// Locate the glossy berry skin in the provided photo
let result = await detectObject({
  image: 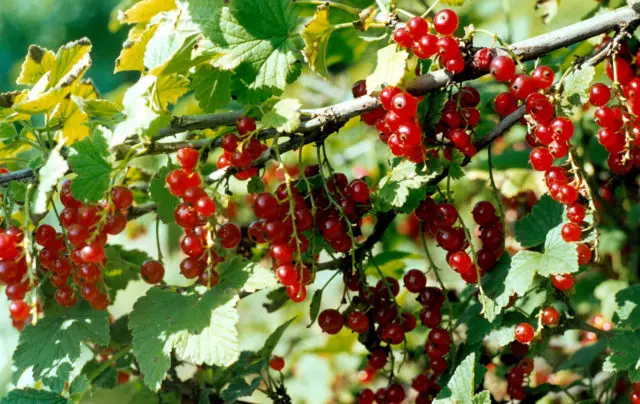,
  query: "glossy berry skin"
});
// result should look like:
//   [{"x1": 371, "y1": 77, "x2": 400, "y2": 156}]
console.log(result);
[
  {"x1": 577, "y1": 243, "x2": 592, "y2": 265},
  {"x1": 390, "y1": 93, "x2": 418, "y2": 119},
  {"x1": 541, "y1": 307, "x2": 560, "y2": 326},
  {"x1": 448, "y1": 250, "x2": 473, "y2": 272},
  {"x1": 490, "y1": 56, "x2": 516, "y2": 82},
  {"x1": 352, "y1": 80, "x2": 367, "y2": 98},
  {"x1": 111, "y1": 186, "x2": 134, "y2": 210},
  {"x1": 269, "y1": 356, "x2": 285, "y2": 371},
  {"x1": 510, "y1": 74, "x2": 538, "y2": 100},
  {"x1": 433, "y1": 9, "x2": 458, "y2": 35},
  {"x1": 236, "y1": 116, "x2": 256, "y2": 135},
  {"x1": 561, "y1": 222, "x2": 582, "y2": 242},
  {"x1": 551, "y1": 273, "x2": 574, "y2": 291},
  {"x1": 550, "y1": 117, "x2": 575, "y2": 142},
  {"x1": 393, "y1": 27, "x2": 413, "y2": 49},
  {"x1": 514, "y1": 322, "x2": 535, "y2": 343},
  {"x1": 177, "y1": 147, "x2": 199, "y2": 171},
  {"x1": 217, "y1": 223, "x2": 242, "y2": 249},
  {"x1": 347, "y1": 180, "x2": 370, "y2": 204},
  {"x1": 141, "y1": 260, "x2": 165, "y2": 284},
  {"x1": 368, "y1": 349, "x2": 387, "y2": 370},
  {"x1": 346, "y1": 311, "x2": 370, "y2": 333},
  {"x1": 318, "y1": 309, "x2": 344, "y2": 334},
  {"x1": 494, "y1": 92, "x2": 519, "y2": 117},
  {"x1": 358, "y1": 389, "x2": 374, "y2": 404},
  {"x1": 385, "y1": 383, "x2": 405, "y2": 404},
  {"x1": 403, "y1": 269, "x2": 426, "y2": 293},
  {"x1": 379, "y1": 86, "x2": 402, "y2": 111},
  {"x1": 9, "y1": 300, "x2": 30, "y2": 321},
  {"x1": 529, "y1": 147, "x2": 554, "y2": 171},
  {"x1": 532, "y1": 65, "x2": 555, "y2": 89},
  {"x1": 406, "y1": 16, "x2": 429, "y2": 38},
  {"x1": 589, "y1": 83, "x2": 611, "y2": 106},
  {"x1": 472, "y1": 201, "x2": 496, "y2": 225},
  {"x1": 567, "y1": 203, "x2": 586, "y2": 223}
]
